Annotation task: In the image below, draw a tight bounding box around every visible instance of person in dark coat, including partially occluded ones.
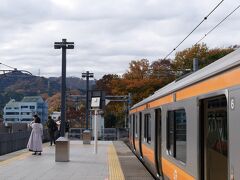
[65,120,70,133]
[27,115,43,155]
[46,116,57,146]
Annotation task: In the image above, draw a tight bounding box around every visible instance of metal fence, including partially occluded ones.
[0,129,49,156]
[68,128,86,139]
[68,128,129,141]
[0,128,129,156]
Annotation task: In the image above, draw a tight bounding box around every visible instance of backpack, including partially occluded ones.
[48,119,57,132]
[52,121,58,132]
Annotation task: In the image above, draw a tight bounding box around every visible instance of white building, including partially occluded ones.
[3,96,48,124]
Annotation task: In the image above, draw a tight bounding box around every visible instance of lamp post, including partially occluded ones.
[54,39,74,137]
[82,71,94,129]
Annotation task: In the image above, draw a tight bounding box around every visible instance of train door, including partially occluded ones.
[139,112,143,158]
[133,114,136,150]
[200,95,228,180]
[155,108,163,177]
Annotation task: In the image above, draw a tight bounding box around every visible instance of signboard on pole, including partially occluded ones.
[89,90,105,110]
[91,97,100,154]
[91,97,101,109]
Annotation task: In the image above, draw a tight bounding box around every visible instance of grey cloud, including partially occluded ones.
[0,0,239,79]
[0,0,53,22]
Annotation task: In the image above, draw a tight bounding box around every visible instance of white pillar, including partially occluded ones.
[94,109,98,154]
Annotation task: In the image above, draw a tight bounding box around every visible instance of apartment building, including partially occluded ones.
[3,96,48,124]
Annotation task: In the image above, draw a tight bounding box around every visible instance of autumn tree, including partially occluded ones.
[204,47,234,67]
[172,43,208,71]
[172,43,234,71]
[46,93,61,113]
[96,43,236,128]
[104,103,125,128]
[96,74,120,95]
[123,59,150,80]
[121,58,176,104]
[96,74,127,128]
[150,59,175,84]
[150,59,172,76]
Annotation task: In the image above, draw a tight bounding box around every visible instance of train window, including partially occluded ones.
[167,111,174,156]
[133,114,135,135]
[167,109,186,163]
[135,115,138,137]
[175,110,186,162]
[207,97,227,156]
[144,116,146,140]
[144,114,151,143]
[147,117,151,143]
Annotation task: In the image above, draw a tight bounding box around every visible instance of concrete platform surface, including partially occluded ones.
[0,141,153,180]
[113,142,153,180]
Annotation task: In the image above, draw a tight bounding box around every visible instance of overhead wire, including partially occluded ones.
[163,0,224,60]
[0,62,16,69]
[195,4,240,45]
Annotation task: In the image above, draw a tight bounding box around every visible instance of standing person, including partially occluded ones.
[65,120,70,138]
[27,115,43,155]
[46,116,57,146]
[65,120,70,132]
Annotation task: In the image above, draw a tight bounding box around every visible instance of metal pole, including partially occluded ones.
[94,109,98,154]
[193,58,199,72]
[124,102,127,128]
[127,93,131,128]
[54,38,74,137]
[90,110,92,130]
[86,71,89,129]
[60,39,66,137]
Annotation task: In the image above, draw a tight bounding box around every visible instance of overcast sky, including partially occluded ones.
[0,0,239,79]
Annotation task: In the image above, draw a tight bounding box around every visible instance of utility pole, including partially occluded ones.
[193,58,199,72]
[82,71,94,129]
[54,39,74,137]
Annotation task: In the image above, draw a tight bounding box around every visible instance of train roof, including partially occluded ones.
[131,48,240,109]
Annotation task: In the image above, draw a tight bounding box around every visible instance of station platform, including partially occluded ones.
[0,141,153,180]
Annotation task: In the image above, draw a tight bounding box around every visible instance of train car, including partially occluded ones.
[129,48,240,180]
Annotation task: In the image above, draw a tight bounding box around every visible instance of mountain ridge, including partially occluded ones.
[0,71,96,114]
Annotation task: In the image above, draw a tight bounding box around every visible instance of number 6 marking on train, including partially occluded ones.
[230,98,235,110]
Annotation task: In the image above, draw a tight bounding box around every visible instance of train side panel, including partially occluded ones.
[141,109,158,175]
[129,114,134,149]
[161,98,198,180]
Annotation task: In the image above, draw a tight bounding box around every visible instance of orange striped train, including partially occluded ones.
[129,48,240,180]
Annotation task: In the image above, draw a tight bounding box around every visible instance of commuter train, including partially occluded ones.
[129,48,240,180]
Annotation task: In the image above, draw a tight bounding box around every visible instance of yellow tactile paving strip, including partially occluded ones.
[108,144,125,180]
[0,143,48,166]
[0,151,31,166]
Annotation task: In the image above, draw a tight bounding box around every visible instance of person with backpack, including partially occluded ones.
[46,116,57,146]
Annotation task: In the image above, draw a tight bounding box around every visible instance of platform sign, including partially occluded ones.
[91,97,101,154]
[91,97,101,109]
[89,90,105,110]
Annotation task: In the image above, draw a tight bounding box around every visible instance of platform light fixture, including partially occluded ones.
[54,39,74,137]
